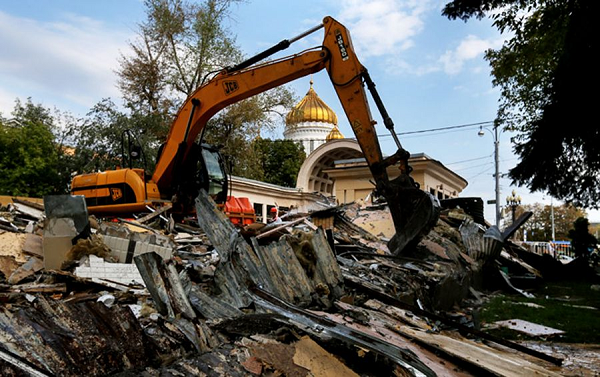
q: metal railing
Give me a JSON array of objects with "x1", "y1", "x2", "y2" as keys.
[{"x1": 522, "y1": 241, "x2": 575, "y2": 259}]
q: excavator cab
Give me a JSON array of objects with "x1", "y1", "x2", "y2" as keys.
[
  {"x1": 169, "y1": 143, "x2": 229, "y2": 213},
  {"x1": 198, "y1": 144, "x2": 228, "y2": 204}
]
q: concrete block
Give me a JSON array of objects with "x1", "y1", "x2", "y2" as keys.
[{"x1": 43, "y1": 217, "x2": 78, "y2": 270}]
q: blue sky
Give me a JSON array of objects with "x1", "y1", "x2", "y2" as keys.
[{"x1": 1, "y1": 0, "x2": 596, "y2": 225}]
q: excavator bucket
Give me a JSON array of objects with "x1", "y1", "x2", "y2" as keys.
[{"x1": 380, "y1": 174, "x2": 441, "y2": 255}]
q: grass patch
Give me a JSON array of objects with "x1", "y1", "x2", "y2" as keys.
[{"x1": 480, "y1": 280, "x2": 600, "y2": 343}]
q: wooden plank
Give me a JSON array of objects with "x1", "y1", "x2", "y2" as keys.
[
  {"x1": 250, "y1": 286, "x2": 437, "y2": 377},
  {"x1": 135, "y1": 204, "x2": 172, "y2": 224},
  {"x1": 251, "y1": 237, "x2": 313, "y2": 306},
  {"x1": 134, "y1": 252, "x2": 196, "y2": 320},
  {"x1": 255, "y1": 217, "x2": 307, "y2": 239},
  {"x1": 343, "y1": 274, "x2": 564, "y2": 366},
  {"x1": 493, "y1": 319, "x2": 565, "y2": 337},
  {"x1": 293, "y1": 336, "x2": 359, "y2": 377},
  {"x1": 307, "y1": 228, "x2": 345, "y2": 299},
  {"x1": 391, "y1": 325, "x2": 561, "y2": 377}
]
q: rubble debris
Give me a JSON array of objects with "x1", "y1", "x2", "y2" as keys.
[
  {"x1": 341, "y1": 269, "x2": 563, "y2": 366},
  {"x1": 493, "y1": 319, "x2": 565, "y2": 337},
  {"x1": 0, "y1": 190, "x2": 587, "y2": 375},
  {"x1": 0, "y1": 216, "x2": 20, "y2": 233},
  {"x1": 194, "y1": 190, "x2": 344, "y2": 310},
  {"x1": 0, "y1": 255, "x2": 20, "y2": 280},
  {"x1": 99, "y1": 222, "x2": 174, "y2": 263},
  {"x1": 0, "y1": 232, "x2": 28, "y2": 263},
  {"x1": 134, "y1": 252, "x2": 195, "y2": 319},
  {"x1": 499, "y1": 269, "x2": 535, "y2": 298},
  {"x1": 21, "y1": 233, "x2": 43, "y2": 258},
  {"x1": 292, "y1": 336, "x2": 360, "y2": 377},
  {"x1": 440, "y1": 197, "x2": 486, "y2": 225},
  {"x1": 10, "y1": 202, "x2": 44, "y2": 221},
  {"x1": 460, "y1": 218, "x2": 503, "y2": 263},
  {"x1": 249, "y1": 286, "x2": 437, "y2": 377},
  {"x1": 394, "y1": 324, "x2": 561, "y2": 377},
  {"x1": 7, "y1": 256, "x2": 43, "y2": 284},
  {"x1": 42, "y1": 195, "x2": 90, "y2": 270},
  {"x1": 118, "y1": 218, "x2": 160, "y2": 234},
  {"x1": 0, "y1": 297, "x2": 155, "y2": 376}
]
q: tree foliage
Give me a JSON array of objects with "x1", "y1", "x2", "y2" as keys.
[
  {"x1": 68, "y1": 99, "x2": 166, "y2": 174},
  {"x1": 443, "y1": 0, "x2": 600, "y2": 208},
  {"x1": 518, "y1": 202, "x2": 586, "y2": 241},
  {"x1": 0, "y1": 99, "x2": 73, "y2": 196},
  {"x1": 251, "y1": 138, "x2": 306, "y2": 187},
  {"x1": 118, "y1": 0, "x2": 243, "y2": 114},
  {"x1": 116, "y1": 0, "x2": 296, "y2": 180}
]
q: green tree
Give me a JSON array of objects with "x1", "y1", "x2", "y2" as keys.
[
  {"x1": 0, "y1": 99, "x2": 72, "y2": 196},
  {"x1": 443, "y1": 0, "x2": 600, "y2": 208},
  {"x1": 251, "y1": 138, "x2": 306, "y2": 187},
  {"x1": 568, "y1": 217, "x2": 597, "y2": 259},
  {"x1": 116, "y1": 0, "x2": 296, "y2": 179},
  {"x1": 69, "y1": 99, "x2": 165, "y2": 175},
  {"x1": 520, "y1": 202, "x2": 585, "y2": 241},
  {"x1": 203, "y1": 88, "x2": 296, "y2": 180}
]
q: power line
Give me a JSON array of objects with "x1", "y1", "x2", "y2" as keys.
[
  {"x1": 377, "y1": 120, "x2": 494, "y2": 139},
  {"x1": 446, "y1": 154, "x2": 493, "y2": 166}
]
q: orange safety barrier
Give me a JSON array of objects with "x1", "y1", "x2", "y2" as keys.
[{"x1": 224, "y1": 196, "x2": 256, "y2": 225}]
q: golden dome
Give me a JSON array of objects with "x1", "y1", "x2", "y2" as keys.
[
  {"x1": 285, "y1": 81, "x2": 338, "y2": 126},
  {"x1": 326, "y1": 125, "x2": 344, "y2": 141}
]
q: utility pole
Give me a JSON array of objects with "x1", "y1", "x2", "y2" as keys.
[
  {"x1": 494, "y1": 124, "x2": 500, "y2": 227},
  {"x1": 479, "y1": 124, "x2": 501, "y2": 226}
]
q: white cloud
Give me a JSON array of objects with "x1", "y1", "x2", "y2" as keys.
[
  {"x1": 439, "y1": 35, "x2": 502, "y2": 75},
  {"x1": 0, "y1": 10, "x2": 132, "y2": 115},
  {"x1": 337, "y1": 0, "x2": 432, "y2": 58}
]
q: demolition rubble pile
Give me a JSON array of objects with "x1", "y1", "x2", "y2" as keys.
[{"x1": 0, "y1": 193, "x2": 575, "y2": 376}]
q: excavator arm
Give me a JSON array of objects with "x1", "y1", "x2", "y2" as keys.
[{"x1": 152, "y1": 16, "x2": 439, "y2": 254}]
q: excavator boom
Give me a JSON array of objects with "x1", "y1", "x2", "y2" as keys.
[
  {"x1": 152, "y1": 16, "x2": 439, "y2": 254},
  {"x1": 72, "y1": 16, "x2": 440, "y2": 254}
]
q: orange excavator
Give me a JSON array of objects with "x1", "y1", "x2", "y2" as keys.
[{"x1": 71, "y1": 16, "x2": 439, "y2": 253}]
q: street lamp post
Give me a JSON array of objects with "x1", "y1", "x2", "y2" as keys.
[
  {"x1": 506, "y1": 190, "x2": 522, "y2": 224},
  {"x1": 479, "y1": 124, "x2": 501, "y2": 227}
]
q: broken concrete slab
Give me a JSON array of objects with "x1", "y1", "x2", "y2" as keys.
[
  {"x1": 11, "y1": 202, "x2": 44, "y2": 221},
  {"x1": 75, "y1": 254, "x2": 145, "y2": 289},
  {"x1": 21, "y1": 233, "x2": 43, "y2": 258},
  {"x1": 98, "y1": 223, "x2": 174, "y2": 263}
]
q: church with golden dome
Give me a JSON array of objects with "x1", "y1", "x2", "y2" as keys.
[{"x1": 284, "y1": 80, "x2": 344, "y2": 155}]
